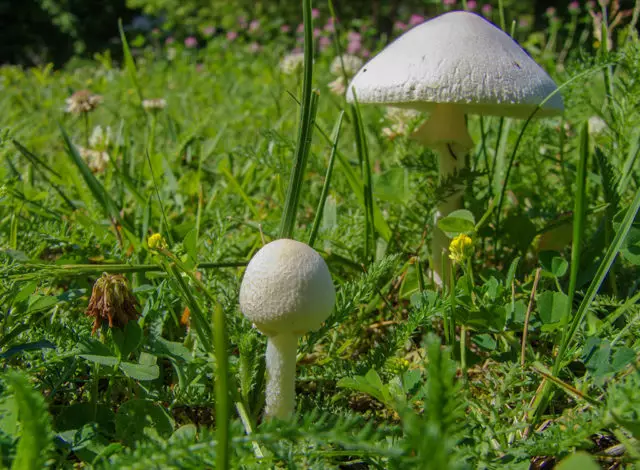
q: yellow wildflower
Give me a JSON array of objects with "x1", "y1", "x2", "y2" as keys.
[
  {"x1": 449, "y1": 234, "x2": 473, "y2": 264},
  {"x1": 148, "y1": 233, "x2": 167, "y2": 251}
]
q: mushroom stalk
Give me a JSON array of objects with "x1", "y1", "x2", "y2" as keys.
[
  {"x1": 264, "y1": 333, "x2": 299, "y2": 419},
  {"x1": 413, "y1": 104, "x2": 473, "y2": 286}
]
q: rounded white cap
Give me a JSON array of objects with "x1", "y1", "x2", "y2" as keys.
[
  {"x1": 239, "y1": 239, "x2": 336, "y2": 336},
  {"x1": 346, "y1": 11, "x2": 563, "y2": 119}
]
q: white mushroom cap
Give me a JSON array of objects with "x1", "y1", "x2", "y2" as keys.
[
  {"x1": 346, "y1": 11, "x2": 563, "y2": 119},
  {"x1": 239, "y1": 239, "x2": 336, "y2": 337}
]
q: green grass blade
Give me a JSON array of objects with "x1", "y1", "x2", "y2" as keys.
[
  {"x1": 59, "y1": 123, "x2": 132, "y2": 232},
  {"x1": 350, "y1": 98, "x2": 375, "y2": 261},
  {"x1": 494, "y1": 60, "x2": 618, "y2": 240},
  {"x1": 285, "y1": 91, "x2": 392, "y2": 241},
  {"x1": 309, "y1": 111, "x2": 343, "y2": 247},
  {"x1": 118, "y1": 19, "x2": 144, "y2": 106},
  {"x1": 279, "y1": 0, "x2": 317, "y2": 240},
  {"x1": 559, "y1": 122, "x2": 589, "y2": 340},
  {"x1": 213, "y1": 303, "x2": 231, "y2": 470},
  {"x1": 555, "y1": 185, "x2": 640, "y2": 370},
  {"x1": 6, "y1": 371, "x2": 52, "y2": 470}
]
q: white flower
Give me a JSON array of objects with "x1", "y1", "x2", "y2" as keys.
[
  {"x1": 78, "y1": 146, "x2": 110, "y2": 173},
  {"x1": 330, "y1": 54, "x2": 363, "y2": 77},
  {"x1": 142, "y1": 98, "x2": 167, "y2": 111},
  {"x1": 280, "y1": 52, "x2": 305, "y2": 75},
  {"x1": 89, "y1": 125, "x2": 112, "y2": 150},
  {"x1": 65, "y1": 90, "x2": 103, "y2": 114},
  {"x1": 588, "y1": 115, "x2": 607, "y2": 136},
  {"x1": 381, "y1": 107, "x2": 422, "y2": 139},
  {"x1": 328, "y1": 76, "x2": 346, "y2": 96}
]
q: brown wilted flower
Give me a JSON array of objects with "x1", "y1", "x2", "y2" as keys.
[
  {"x1": 65, "y1": 90, "x2": 103, "y2": 114},
  {"x1": 85, "y1": 273, "x2": 140, "y2": 335}
]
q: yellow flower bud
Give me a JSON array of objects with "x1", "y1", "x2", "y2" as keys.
[{"x1": 448, "y1": 234, "x2": 473, "y2": 264}]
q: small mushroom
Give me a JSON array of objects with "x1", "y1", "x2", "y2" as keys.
[
  {"x1": 347, "y1": 11, "x2": 564, "y2": 285},
  {"x1": 239, "y1": 239, "x2": 336, "y2": 419}
]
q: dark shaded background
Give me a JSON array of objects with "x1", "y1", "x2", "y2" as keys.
[{"x1": 0, "y1": 0, "x2": 635, "y2": 67}]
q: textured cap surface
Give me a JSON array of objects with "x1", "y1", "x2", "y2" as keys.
[
  {"x1": 239, "y1": 239, "x2": 336, "y2": 336},
  {"x1": 346, "y1": 11, "x2": 563, "y2": 118}
]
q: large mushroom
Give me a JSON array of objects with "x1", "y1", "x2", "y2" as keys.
[
  {"x1": 346, "y1": 11, "x2": 564, "y2": 285},
  {"x1": 239, "y1": 239, "x2": 336, "y2": 419}
]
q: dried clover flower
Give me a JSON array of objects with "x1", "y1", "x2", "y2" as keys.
[
  {"x1": 142, "y1": 98, "x2": 167, "y2": 112},
  {"x1": 66, "y1": 90, "x2": 103, "y2": 114},
  {"x1": 85, "y1": 273, "x2": 140, "y2": 335}
]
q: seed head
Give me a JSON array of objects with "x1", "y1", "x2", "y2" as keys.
[
  {"x1": 85, "y1": 273, "x2": 139, "y2": 335},
  {"x1": 142, "y1": 98, "x2": 167, "y2": 112},
  {"x1": 147, "y1": 233, "x2": 167, "y2": 251}
]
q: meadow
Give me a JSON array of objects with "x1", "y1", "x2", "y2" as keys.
[{"x1": 1, "y1": 0, "x2": 640, "y2": 468}]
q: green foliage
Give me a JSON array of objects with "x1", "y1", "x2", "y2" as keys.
[
  {"x1": 3, "y1": 372, "x2": 52, "y2": 470},
  {"x1": 1, "y1": 5, "x2": 640, "y2": 468}
]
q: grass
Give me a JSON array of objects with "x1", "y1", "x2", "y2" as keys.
[{"x1": 1, "y1": 2, "x2": 640, "y2": 469}]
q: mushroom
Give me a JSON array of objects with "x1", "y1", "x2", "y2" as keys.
[
  {"x1": 346, "y1": 11, "x2": 564, "y2": 285},
  {"x1": 239, "y1": 239, "x2": 336, "y2": 419}
]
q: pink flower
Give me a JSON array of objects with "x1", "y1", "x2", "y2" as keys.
[
  {"x1": 347, "y1": 31, "x2": 361, "y2": 42},
  {"x1": 312, "y1": 8, "x2": 320, "y2": 19},
  {"x1": 318, "y1": 36, "x2": 331, "y2": 51},
  {"x1": 238, "y1": 16, "x2": 248, "y2": 28},
  {"x1": 296, "y1": 23, "x2": 304, "y2": 34},
  {"x1": 249, "y1": 42, "x2": 261, "y2": 53},
  {"x1": 249, "y1": 20, "x2": 260, "y2": 32},
  {"x1": 443, "y1": 0, "x2": 456, "y2": 6},
  {"x1": 361, "y1": 49, "x2": 370, "y2": 58},
  {"x1": 393, "y1": 21, "x2": 407, "y2": 31},
  {"x1": 184, "y1": 36, "x2": 198, "y2": 48},
  {"x1": 313, "y1": 28, "x2": 321, "y2": 38},
  {"x1": 281, "y1": 24, "x2": 291, "y2": 33},
  {"x1": 203, "y1": 26, "x2": 215, "y2": 37},
  {"x1": 409, "y1": 14, "x2": 425, "y2": 26},
  {"x1": 546, "y1": 7, "x2": 557, "y2": 17},
  {"x1": 226, "y1": 31, "x2": 238, "y2": 41},
  {"x1": 467, "y1": 0, "x2": 477, "y2": 10},
  {"x1": 165, "y1": 36, "x2": 175, "y2": 45},
  {"x1": 324, "y1": 19, "x2": 335, "y2": 33},
  {"x1": 347, "y1": 40, "x2": 361, "y2": 54},
  {"x1": 568, "y1": 1, "x2": 580, "y2": 14},
  {"x1": 481, "y1": 4, "x2": 493, "y2": 15}
]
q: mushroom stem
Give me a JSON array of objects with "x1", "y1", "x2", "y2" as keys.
[
  {"x1": 264, "y1": 333, "x2": 299, "y2": 420},
  {"x1": 412, "y1": 104, "x2": 474, "y2": 286}
]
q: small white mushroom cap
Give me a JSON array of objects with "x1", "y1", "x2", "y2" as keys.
[
  {"x1": 239, "y1": 239, "x2": 336, "y2": 337},
  {"x1": 346, "y1": 11, "x2": 564, "y2": 119}
]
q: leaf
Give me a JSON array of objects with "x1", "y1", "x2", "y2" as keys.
[
  {"x1": 119, "y1": 362, "x2": 159, "y2": 381},
  {"x1": 620, "y1": 226, "x2": 640, "y2": 265},
  {"x1": 555, "y1": 452, "x2": 600, "y2": 470},
  {"x1": 437, "y1": 209, "x2": 475, "y2": 236},
  {"x1": 5, "y1": 371, "x2": 52, "y2": 470},
  {"x1": 115, "y1": 399, "x2": 174, "y2": 445},
  {"x1": 76, "y1": 337, "x2": 119, "y2": 366},
  {"x1": 539, "y1": 251, "x2": 569, "y2": 278},
  {"x1": 112, "y1": 321, "x2": 142, "y2": 359},
  {"x1": 537, "y1": 291, "x2": 569, "y2": 326},
  {"x1": 472, "y1": 334, "x2": 497, "y2": 351},
  {"x1": 183, "y1": 228, "x2": 198, "y2": 265},
  {"x1": 26, "y1": 295, "x2": 58, "y2": 313}
]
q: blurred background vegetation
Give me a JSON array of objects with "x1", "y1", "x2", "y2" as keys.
[{"x1": 0, "y1": 0, "x2": 636, "y2": 66}]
